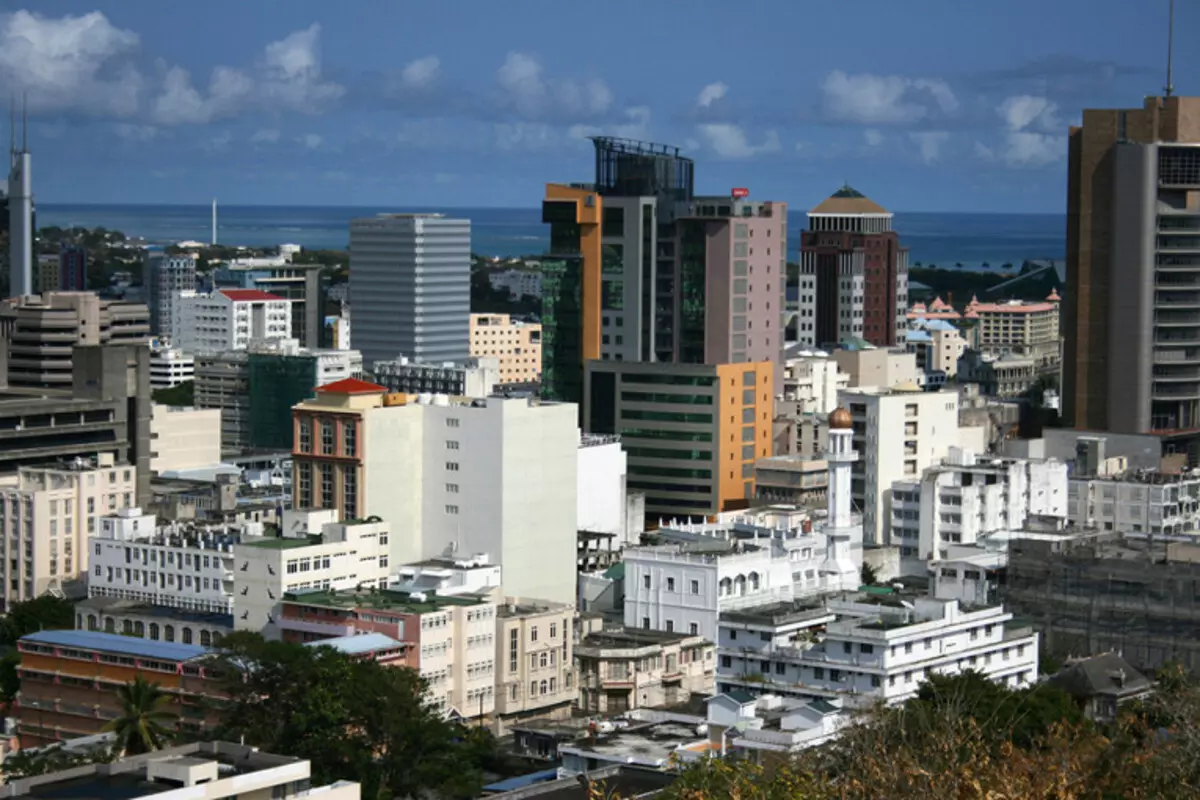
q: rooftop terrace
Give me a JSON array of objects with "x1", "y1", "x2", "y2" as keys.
[
  {"x1": 238, "y1": 534, "x2": 321, "y2": 550},
  {"x1": 283, "y1": 587, "x2": 488, "y2": 614}
]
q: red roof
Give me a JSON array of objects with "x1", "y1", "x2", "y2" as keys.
[
  {"x1": 218, "y1": 289, "x2": 287, "y2": 303},
  {"x1": 316, "y1": 377, "x2": 387, "y2": 395}
]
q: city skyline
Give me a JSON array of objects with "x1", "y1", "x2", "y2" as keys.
[{"x1": 1, "y1": 0, "x2": 1192, "y2": 213}]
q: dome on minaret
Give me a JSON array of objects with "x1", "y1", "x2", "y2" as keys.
[
  {"x1": 809, "y1": 185, "x2": 889, "y2": 215},
  {"x1": 828, "y1": 407, "x2": 853, "y2": 429}
]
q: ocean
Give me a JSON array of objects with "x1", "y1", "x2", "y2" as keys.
[{"x1": 37, "y1": 203, "x2": 1065, "y2": 269}]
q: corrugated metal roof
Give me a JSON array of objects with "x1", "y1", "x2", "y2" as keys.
[
  {"x1": 305, "y1": 632, "x2": 404, "y2": 655},
  {"x1": 20, "y1": 629, "x2": 209, "y2": 662}
]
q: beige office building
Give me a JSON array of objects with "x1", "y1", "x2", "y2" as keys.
[
  {"x1": 149, "y1": 404, "x2": 222, "y2": 475},
  {"x1": 495, "y1": 597, "x2": 576, "y2": 733},
  {"x1": 469, "y1": 313, "x2": 542, "y2": 385},
  {"x1": 0, "y1": 455, "x2": 137, "y2": 609}
]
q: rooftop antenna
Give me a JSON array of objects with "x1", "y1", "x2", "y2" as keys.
[
  {"x1": 8, "y1": 94, "x2": 13, "y2": 157},
  {"x1": 21, "y1": 90, "x2": 27, "y2": 151},
  {"x1": 1165, "y1": 0, "x2": 1176, "y2": 97}
]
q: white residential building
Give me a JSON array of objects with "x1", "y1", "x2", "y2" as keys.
[
  {"x1": 488, "y1": 268, "x2": 543, "y2": 300},
  {"x1": 624, "y1": 422, "x2": 864, "y2": 642},
  {"x1": 578, "y1": 434, "x2": 642, "y2": 547},
  {"x1": 716, "y1": 595, "x2": 1039, "y2": 705},
  {"x1": 706, "y1": 692, "x2": 849, "y2": 762},
  {"x1": 1067, "y1": 469, "x2": 1200, "y2": 536},
  {"x1": 779, "y1": 350, "x2": 849, "y2": 415},
  {"x1": 87, "y1": 507, "x2": 237, "y2": 614},
  {"x1": 0, "y1": 457, "x2": 138, "y2": 608},
  {"x1": 149, "y1": 346, "x2": 195, "y2": 389},
  {"x1": 839, "y1": 387, "x2": 985, "y2": 545},
  {"x1": 234, "y1": 508, "x2": 393, "y2": 639},
  {"x1": 890, "y1": 448, "x2": 1069, "y2": 564},
  {"x1": 392, "y1": 553, "x2": 503, "y2": 597},
  {"x1": 172, "y1": 289, "x2": 292, "y2": 354}
]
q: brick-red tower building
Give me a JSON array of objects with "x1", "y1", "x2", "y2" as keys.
[{"x1": 796, "y1": 186, "x2": 908, "y2": 348}]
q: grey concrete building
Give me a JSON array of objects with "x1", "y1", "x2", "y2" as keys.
[
  {"x1": 349, "y1": 213, "x2": 470, "y2": 368},
  {"x1": 143, "y1": 253, "x2": 197, "y2": 338}
]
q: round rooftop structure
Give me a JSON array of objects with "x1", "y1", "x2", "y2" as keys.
[{"x1": 828, "y1": 407, "x2": 853, "y2": 429}]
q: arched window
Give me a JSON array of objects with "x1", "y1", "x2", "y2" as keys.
[
  {"x1": 719, "y1": 578, "x2": 732, "y2": 597},
  {"x1": 165, "y1": 625, "x2": 175, "y2": 642},
  {"x1": 200, "y1": 631, "x2": 212, "y2": 647},
  {"x1": 133, "y1": 621, "x2": 145, "y2": 637},
  {"x1": 182, "y1": 628, "x2": 193, "y2": 645},
  {"x1": 104, "y1": 618, "x2": 116, "y2": 633},
  {"x1": 539, "y1": 680, "x2": 548, "y2": 696},
  {"x1": 749, "y1": 572, "x2": 761, "y2": 591},
  {"x1": 87, "y1": 614, "x2": 98, "y2": 631},
  {"x1": 734, "y1": 575, "x2": 747, "y2": 596},
  {"x1": 122, "y1": 620, "x2": 133, "y2": 635},
  {"x1": 211, "y1": 632, "x2": 223, "y2": 646},
  {"x1": 149, "y1": 623, "x2": 160, "y2": 641},
  {"x1": 75, "y1": 614, "x2": 82, "y2": 628}
]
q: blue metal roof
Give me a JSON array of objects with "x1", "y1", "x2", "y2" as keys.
[
  {"x1": 305, "y1": 632, "x2": 403, "y2": 656},
  {"x1": 482, "y1": 768, "x2": 560, "y2": 793},
  {"x1": 20, "y1": 629, "x2": 209, "y2": 662}
]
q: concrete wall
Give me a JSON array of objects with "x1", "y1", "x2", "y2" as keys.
[{"x1": 150, "y1": 405, "x2": 222, "y2": 475}]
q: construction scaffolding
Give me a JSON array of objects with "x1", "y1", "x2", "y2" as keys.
[{"x1": 1002, "y1": 532, "x2": 1200, "y2": 674}]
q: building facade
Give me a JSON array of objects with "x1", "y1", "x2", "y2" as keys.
[
  {"x1": 149, "y1": 404, "x2": 222, "y2": 474},
  {"x1": 212, "y1": 261, "x2": 325, "y2": 348},
  {"x1": 0, "y1": 292, "x2": 150, "y2": 389},
  {"x1": 149, "y1": 345, "x2": 195, "y2": 389},
  {"x1": 349, "y1": 213, "x2": 471, "y2": 368},
  {"x1": 1068, "y1": 469, "x2": 1200, "y2": 535},
  {"x1": 370, "y1": 355, "x2": 498, "y2": 398},
  {"x1": 575, "y1": 628, "x2": 714, "y2": 714},
  {"x1": 246, "y1": 342, "x2": 363, "y2": 451},
  {"x1": 583, "y1": 360, "x2": 774, "y2": 519},
  {"x1": 144, "y1": 253, "x2": 197, "y2": 338},
  {"x1": 469, "y1": 313, "x2": 542, "y2": 385},
  {"x1": 495, "y1": 598, "x2": 576, "y2": 732},
  {"x1": 172, "y1": 289, "x2": 292, "y2": 354},
  {"x1": 0, "y1": 457, "x2": 138, "y2": 608},
  {"x1": 796, "y1": 186, "x2": 909, "y2": 348},
  {"x1": 1063, "y1": 95, "x2": 1200, "y2": 440},
  {"x1": 194, "y1": 350, "x2": 249, "y2": 454}
]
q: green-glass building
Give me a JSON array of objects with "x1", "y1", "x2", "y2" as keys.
[{"x1": 247, "y1": 352, "x2": 323, "y2": 450}]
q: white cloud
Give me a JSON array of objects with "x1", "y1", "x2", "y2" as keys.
[
  {"x1": 697, "y1": 124, "x2": 781, "y2": 158},
  {"x1": 0, "y1": 10, "x2": 142, "y2": 116},
  {"x1": 496, "y1": 52, "x2": 612, "y2": 118},
  {"x1": 398, "y1": 56, "x2": 440, "y2": 91},
  {"x1": 909, "y1": 131, "x2": 949, "y2": 164},
  {"x1": 112, "y1": 123, "x2": 158, "y2": 142},
  {"x1": 569, "y1": 106, "x2": 650, "y2": 142},
  {"x1": 696, "y1": 82, "x2": 728, "y2": 108},
  {"x1": 974, "y1": 141, "x2": 996, "y2": 161},
  {"x1": 863, "y1": 128, "x2": 884, "y2": 147},
  {"x1": 151, "y1": 24, "x2": 343, "y2": 125},
  {"x1": 203, "y1": 131, "x2": 232, "y2": 152},
  {"x1": 251, "y1": 128, "x2": 281, "y2": 144},
  {"x1": 794, "y1": 141, "x2": 805, "y2": 153},
  {"x1": 994, "y1": 95, "x2": 1064, "y2": 167},
  {"x1": 493, "y1": 120, "x2": 561, "y2": 151},
  {"x1": 821, "y1": 70, "x2": 957, "y2": 125},
  {"x1": 298, "y1": 133, "x2": 323, "y2": 150}
]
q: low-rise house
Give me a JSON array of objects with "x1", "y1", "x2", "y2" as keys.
[
  {"x1": 574, "y1": 628, "x2": 715, "y2": 714},
  {"x1": 1048, "y1": 652, "x2": 1154, "y2": 723}
]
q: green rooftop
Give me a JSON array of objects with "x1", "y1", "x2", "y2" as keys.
[
  {"x1": 282, "y1": 587, "x2": 487, "y2": 614},
  {"x1": 240, "y1": 535, "x2": 323, "y2": 550},
  {"x1": 831, "y1": 184, "x2": 865, "y2": 199}
]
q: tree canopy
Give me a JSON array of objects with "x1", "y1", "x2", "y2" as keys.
[
  {"x1": 105, "y1": 678, "x2": 176, "y2": 756},
  {"x1": 0, "y1": 595, "x2": 75, "y2": 647}
]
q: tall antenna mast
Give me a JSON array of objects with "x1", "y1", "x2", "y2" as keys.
[
  {"x1": 8, "y1": 94, "x2": 14, "y2": 157},
  {"x1": 1165, "y1": 0, "x2": 1176, "y2": 98},
  {"x1": 20, "y1": 91, "x2": 27, "y2": 151}
]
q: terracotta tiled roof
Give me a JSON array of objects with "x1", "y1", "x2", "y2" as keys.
[{"x1": 316, "y1": 377, "x2": 387, "y2": 395}]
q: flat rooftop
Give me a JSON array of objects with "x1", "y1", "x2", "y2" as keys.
[
  {"x1": 559, "y1": 721, "x2": 703, "y2": 767},
  {"x1": 577, "y1": 628, "x2": 701, "y2": 650},
  {"x1": 238, "y1": 535, "x2": 321, "y2": 550},
  {"x1": 486, "y1": 765, "x2": 676, "y2": 799},
  {"x1": 283, "y1": 587, "x2": 488, "y2": 613},
  {"x1": 2, "y1": 742, "x2": 298, "y2": 800},
  {"x1": 76, "y1": 597, "x2": 234, "y2": 628},
  {"x1": 720, "y1": 600, "x2": 834, "y2": 627}
]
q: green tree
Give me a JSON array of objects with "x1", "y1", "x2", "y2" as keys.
[
  {"x1": 0, "y1": 595, "x2": 75, "y2": 646},
  {"x1": 0, "y1": 651, "x2": 20, "y2": 712},
  {"x1": 152, "y1": 381, "x2": 195, "y2": 408},
  {"x1": 860, "y1": 563, "x2": 879, "y2": 586},
  {"x1": 1, "y1": 743, "x2": 117, "y2": 780},
  {"x1": 105, "y1": 677, "x2": 176, "y2": 755}
]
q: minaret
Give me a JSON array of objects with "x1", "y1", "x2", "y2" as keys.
[
  {"x1": 8, "y1": 97, "x2": 33, "y2": 297},
  {"x1": 819, "y1": 406, "x2": 864, "y2": 591}
]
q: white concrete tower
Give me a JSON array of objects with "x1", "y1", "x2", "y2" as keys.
[
  {"x1": 820, "y1": 406, "x2": 863, "y2": 591},
  {"x1": 8, "y1": 102, "x2": 33, "y2": 297}
]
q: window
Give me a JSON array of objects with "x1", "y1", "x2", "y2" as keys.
[
  {"x1": 509, "y1": 629, "x2": 518, "y2": 672},
  {"x1": 320, "y1": 420, "x2": 335, "y2": 455},
  {"x1": 549, "y1": 623, "x2": 557, "y2": 638},
  {"x1": 298, "y1": 420, "x2": 312, "y2": 452},
  {"x1": 642, "y1": 617, "x2": 650, "y2": 630},
  {"x1": 342, "y1": 421, "x2": 357, "y2": 456},
  {"x1": 320, "y1": 464, "x2": 334, "y2": 508},
  {"x1": 690, "y1": 580, "x2": 699, "y2": 594},
  {"x1": 531, "y1": 626, "x2": 538, "y2": 642},
  {"x1": 643, "y1": 575, "x2": 651, "y2": 589},
  {"x1": 689, "y1": 622, "x2": 698, "y2": 635},
  {"x1": 446, "y1": 418, "x2": 460, "y2": 428},
  {"x1": 445, "y1": 483, "x2": 459, "y2": 493},
  {"x1": 445, "y1": 505, "x2": 459, "y2": 515},
  {"x1": 343, "y1": 469, "x2": 357, "y2": 519},
  {"x1": 665, "y1": 620, "x2": 674, "y2": 632},
  {"x1": 446, "y1": 462, "x2": 459, "y2": 472},
  {"x1": 667, "y1": 577, "x2": 675, "y2": 592},
  {"x1": 446, "y1": 440, "x2": 460, "y2": 450}
]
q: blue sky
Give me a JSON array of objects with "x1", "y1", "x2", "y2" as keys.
[{"x1": 2, "y1": 0, "x2": 1190, "y2": 212}]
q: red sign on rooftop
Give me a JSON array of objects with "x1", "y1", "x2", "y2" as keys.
[{"x1": 731, "y1": 187, "x2": 749, "y2": 199}]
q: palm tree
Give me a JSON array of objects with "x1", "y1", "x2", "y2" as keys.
[{"x1": 105, "y1": 677, "x2": 176, "y2": 755}]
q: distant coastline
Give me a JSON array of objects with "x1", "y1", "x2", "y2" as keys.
[{"x1": 37, "y1": 203, "x2": 1066, "y2": 267}]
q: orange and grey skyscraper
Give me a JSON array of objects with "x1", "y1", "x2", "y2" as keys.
[{"x1": 1062, "y1": 95, "x2": 1200, "y2": 448}]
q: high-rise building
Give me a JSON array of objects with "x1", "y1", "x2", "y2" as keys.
[
  {"x1": 212, "y1": 261, "x2": 325, "y2": 348},
  {"x1": 0, "y1": 292, "x2": 150, "y2": 389},
  {"x1": 144, "y1": 253, "x2": 197, "y2": 338},
  {"x1": 7, "y1": 124, "x2": 32, "y2": 298},
  {"x1": 59, "y1": 246, "x2": 87, "y2": 291},
  {"x1": 795, "y1": 185, "x2": 909, "y2": 348},
  {"x1": 582, "y1": 359, "x2": 774, "y2": 519},
  {"x1": 469, "y1": 313, "x2": 542, "y2": 385},
  {"x1": 1063, "y1": 96, "x2": 1200, "y2": 450},
  {"x1": 349, "y1": 213, "x2": 470, "y2": 368},
  {"x1": 246, "y1": 342, "x2": 362, "y2": 450},
  {"x1": 290, "y1": 381, "x2": 579, "y2": 604}
]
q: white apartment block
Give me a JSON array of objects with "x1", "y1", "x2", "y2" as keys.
[
  {"x1": 488, "y1": 268, "x2": 543, "y2": 300},
  {"x1": 392, "y1": 553, "x2": 503, "y2": 598},
  {"x1": 88, "y1": 507, "x2": 236, "y2": 614},
  {"x1": 840, "y1": 388, "x2": 983, "y2": 545},
  {"x1": 172, "y1": 289, "x2": 292, "y2": 354},
  {"x1": 234, "y1": 509, "x2": 393, "y2": 639},
  {"x1": 779, "y1": 351, "x2": 849, "y2": 415},
  {"x1": 292, "y1": 387, "x2": 579, "y2": 605},
  {"x1": 792, "y1": 273, "x2": 865, "y2": 347},
  {"x1": 717, "y1": 595, "x2": 1039, "y2": 706},
  {"x1": 150, "y1": 405, "x2": 222, "y2": 475},
  {"x1": 890, "y1": 447, "x2": 1069, "y2": 563},
  {"x1": 495, "y1": 598, "x2": 576, "y2": 731},
  {"x1": 149, "y1": 346, "x2": 195, "y2": 389},
  {"x1": 0, "y1": 457, "x2": 137, "y2": 608},
  {"x1": 1068, "y1": 470, "x2": 1200, "y2": 536},
  {"x1": 578, "y1": 434, "x2": 642, "y2": 548}
]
